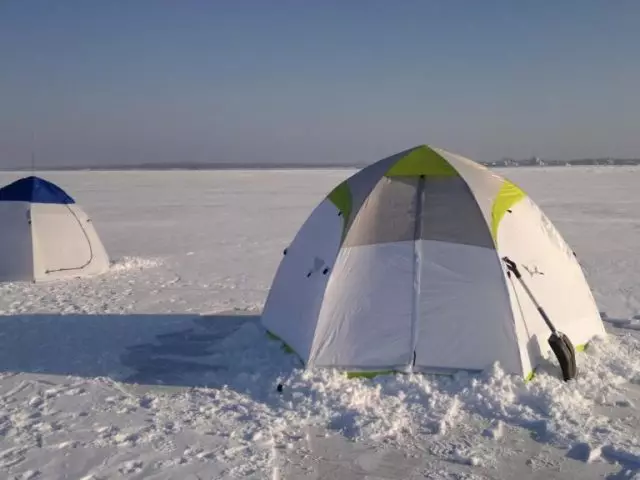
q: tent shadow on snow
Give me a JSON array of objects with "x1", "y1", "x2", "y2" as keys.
[
  {"x1": 121, "y1": 314, "x2": 264, "y2": 386},
  {"x1": 0, "y1": 309, "x2": 573, "y2": 392},
  {"x1": 0, "y1": 312, "x2": 289, "y2": 389}
]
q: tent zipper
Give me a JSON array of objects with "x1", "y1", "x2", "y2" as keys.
[{"x1": 410, "y1": 175, "x2": 425, "y2": 369}]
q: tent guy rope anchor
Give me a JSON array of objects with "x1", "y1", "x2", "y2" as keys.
[{"x1": 502, "y1": 256, "x2": 578, "y2": 382}]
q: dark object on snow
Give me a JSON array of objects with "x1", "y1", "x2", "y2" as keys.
[
  {"x1": 548, "y1": 331, "x2": 577, "y2": 381},
  {"x1": 276, "y1": 383, "x2": 283, "y2": 393},
  {"x1": 502, "y1": 256, "x2": 578, "y2": 382}
]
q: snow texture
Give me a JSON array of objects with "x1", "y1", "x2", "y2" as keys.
[{"x1": 0, "y1": 167, "x2": 639, "y2": 479}]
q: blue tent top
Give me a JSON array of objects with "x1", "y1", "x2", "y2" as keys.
[{"x1": 0, "y1": 176, "x2": 75, "y2": 204}]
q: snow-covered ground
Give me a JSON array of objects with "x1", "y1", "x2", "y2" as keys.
[{"x1": 0, "y1": 166, "x2": 639, "y2": 479}]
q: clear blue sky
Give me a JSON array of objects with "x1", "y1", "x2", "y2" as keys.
[{"x1": 1, "y1": 1, "x2": 639, "y2": 167}]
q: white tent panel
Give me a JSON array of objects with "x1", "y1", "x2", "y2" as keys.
[
  {"x1": 0, "y1": 202, "x2": 34, "y2": 282},
  {"x1": 497, "y1": 196, "x2": 606, "y2": 359},
  {"x1": 261, "y1": 199, "x2": 344, "y2": 362},
  {"x1": 310, "y1": 241, "x2": 415, "y2": 370},
  {"x1": 31, "y1": 203, "x2": 92, "y2": 280},
  {"x1": 31, "y1": 204, "x2": 109, "y2": 282},
  {"x1": 414, "y1": 240, "x2": 521, "y2": 374},
  {"x1": 435, "y1": 148, "x2": 504, "y2": 223},
  {"x1": 72, "y1": 205, "x2": 111, "y2": 276},
  {"x1": 504, "y1": 269, "x2": 540, "y2": 377}
]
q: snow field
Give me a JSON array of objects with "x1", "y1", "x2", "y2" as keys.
[{"x1": 0, "y1": 167, "x2": 638, "y2": 478}]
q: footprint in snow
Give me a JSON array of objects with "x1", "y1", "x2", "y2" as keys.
[
  {"x1": 27, "y1": 397, "x2": 44, "y2": 408},
  {"x1": 14, "y1": 470, "x2": 40, "y2": 480},
  {"x1": 118, "y1": 460, "x2": 144, "y2": 475},
  {"x1": 0, "y1": 446, "x2": 27, "y2": 469}
]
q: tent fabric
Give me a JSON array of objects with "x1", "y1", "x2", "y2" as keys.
[
  {"x1": 0, "y1": 176, "x2": 75, "y2": 204},
  {"x1": 261, "y1": 145, "x2": 606, "y2": 378},
  {"x1": 0, "y1": 177, "x2": 109, "y2": 283}
]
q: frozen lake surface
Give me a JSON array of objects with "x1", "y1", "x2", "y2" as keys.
[{"x1": 0, "y1": 166, "x2": 639, "y2": 479}]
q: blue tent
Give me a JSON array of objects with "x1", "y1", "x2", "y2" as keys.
[
  {"x1": 0, "y1": 175, "x2": 109, "y2": 282},
  {"x1": 0, "y1": 176, "x2": 75, "y2": 204}
]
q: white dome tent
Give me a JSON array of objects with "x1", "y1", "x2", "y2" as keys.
[
  {"x1": 0, "y1": 176, "x2": 110, "y2": 283},
  {"x1": 261, "y1": 145, "x2": 606, "y2": 380}
]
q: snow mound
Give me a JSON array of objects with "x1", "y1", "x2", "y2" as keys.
[
  {"x1": 109, "y1": 257, "x2": 164, "y2": 273},
  {"x1": 105, "y1": 315, "x2": 639, "y2": 475}
]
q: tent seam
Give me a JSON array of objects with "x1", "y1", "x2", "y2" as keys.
[
  {"x1": 410, "y1": 175, "x2": 425, "y2": 369},
  {"x1": 306, "y1": 205, "x2": 352, "y2": 367}
]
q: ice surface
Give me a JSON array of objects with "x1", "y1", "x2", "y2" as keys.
[{"x1": 0, "y1": 166, "x2": 639, "y2": 479}]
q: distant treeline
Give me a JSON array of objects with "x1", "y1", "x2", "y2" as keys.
[
  {"x1": 2, "y1": 158, "x2": 640, "y2": 171},
  {"x1": 488, "y1": 158, "x2": 640, "y2": 167},
  {"x1": 2, "y1": 162, "x2": 363, "y2": 171}
]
